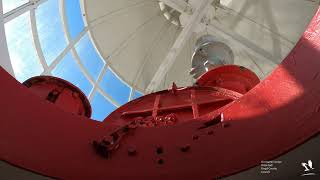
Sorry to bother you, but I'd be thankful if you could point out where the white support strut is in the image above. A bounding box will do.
[146,0,213,93]
[159,0,193,14]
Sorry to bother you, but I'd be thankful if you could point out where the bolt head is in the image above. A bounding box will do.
[180,144,191,152]
[157,158,164,165]
[128,147,137,156]
[192,135,199,140]
[156,146,164,154]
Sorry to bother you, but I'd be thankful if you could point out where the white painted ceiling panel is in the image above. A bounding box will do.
[84,0,319,93]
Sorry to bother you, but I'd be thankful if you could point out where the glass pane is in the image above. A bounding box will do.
[91,92,117,121]
[75,33,104,80]
[2,0,29,14]
[100,68,131,105]
[132,90,143,100]
[65,0,85,39]
[52,52,93,96]
[5,12,43,82]
[36,0,67,65]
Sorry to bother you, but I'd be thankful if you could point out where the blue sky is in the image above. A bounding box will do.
[100,67,131,105]
[5,11,43,82]
[65,0,85,39]
[76,33,105,80]
[2,0,28,14]
[36,0,67,65]
[2,0,143,121]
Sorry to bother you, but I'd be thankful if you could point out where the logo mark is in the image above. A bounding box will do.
[301,160,316,176]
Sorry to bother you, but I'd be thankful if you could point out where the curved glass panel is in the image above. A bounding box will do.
[36,0,67,65]
[52,52,93,96]
[91,92,117,121]
[75,33,104,80]
[100,68,131,105]
[64,0,85,39]
[2,0,29,14]
[4,11,43,82]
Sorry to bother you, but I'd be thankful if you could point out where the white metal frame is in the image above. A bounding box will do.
[146,0,214,93]
[0,0,14,76]
[1,0,150,112]
[80,0,154,96]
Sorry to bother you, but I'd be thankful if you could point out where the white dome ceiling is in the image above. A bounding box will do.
[83,0,319,93]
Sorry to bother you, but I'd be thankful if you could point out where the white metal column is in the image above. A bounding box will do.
[159,0,193,14]
[146,0,213,93]
[0,0,14,76]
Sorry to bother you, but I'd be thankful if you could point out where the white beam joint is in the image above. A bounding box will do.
[42,27,88,74]
[3,0,47,23]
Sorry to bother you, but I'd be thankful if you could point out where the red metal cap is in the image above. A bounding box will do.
[196,65,260,94]
[23,76,92,118]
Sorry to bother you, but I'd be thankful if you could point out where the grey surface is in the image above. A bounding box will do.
[0,161,54,180]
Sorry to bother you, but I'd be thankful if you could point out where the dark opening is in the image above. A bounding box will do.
[46,90,60,103]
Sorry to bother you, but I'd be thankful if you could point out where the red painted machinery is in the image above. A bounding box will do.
[96,65,259,159]
[1,8,320,180]
[23,76,92,118]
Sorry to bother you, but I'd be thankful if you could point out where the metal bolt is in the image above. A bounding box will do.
[180,144,191,152]
[156,146,164,154]
[192,135,199,140]
[128,147,137,156]
[157,158,164,165]
[171,82,178,95]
